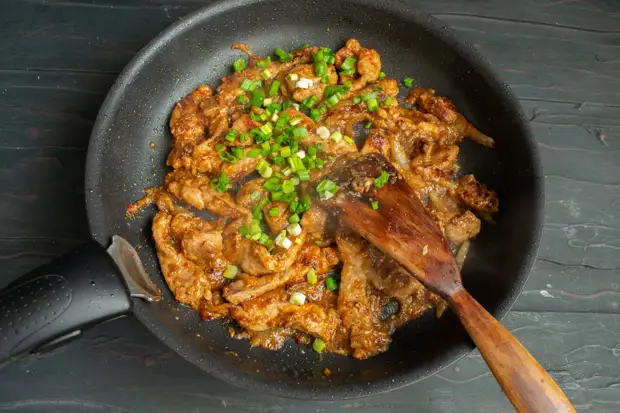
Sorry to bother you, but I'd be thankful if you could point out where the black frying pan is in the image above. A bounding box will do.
[0,0,543,400]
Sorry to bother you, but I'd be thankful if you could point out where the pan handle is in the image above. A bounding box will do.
[0,241,132,366]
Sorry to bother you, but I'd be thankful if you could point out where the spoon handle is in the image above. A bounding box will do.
[448,288,575,413]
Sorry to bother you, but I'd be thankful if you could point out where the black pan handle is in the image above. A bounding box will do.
[0,241,132,365]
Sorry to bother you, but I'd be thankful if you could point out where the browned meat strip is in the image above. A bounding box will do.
[336,233,391,359]
[455,174,499,213]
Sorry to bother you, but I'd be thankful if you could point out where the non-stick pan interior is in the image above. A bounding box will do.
[86,0,542,399]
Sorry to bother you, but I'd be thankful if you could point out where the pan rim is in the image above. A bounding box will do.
[85,0,544,399]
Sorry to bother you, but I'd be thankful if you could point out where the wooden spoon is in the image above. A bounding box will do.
[321,153,575,413]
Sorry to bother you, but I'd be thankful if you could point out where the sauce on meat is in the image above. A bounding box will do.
[135,39,498,359]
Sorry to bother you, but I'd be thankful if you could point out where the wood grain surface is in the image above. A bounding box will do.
[0,0,619,412]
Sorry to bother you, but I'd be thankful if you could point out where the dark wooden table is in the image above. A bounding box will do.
[1,0,619,411]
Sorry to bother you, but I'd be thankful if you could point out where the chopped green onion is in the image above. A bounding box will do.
[341,56,357,71]
[275,113,289,131]
[326,55,335,65]
[218,149,237,163]
[225,128,238,142]
[282,180,295,194]
[259,112,269,121]
[289,214,300,224]
[364,121,373,129]
[321,75,330,84]
[257,159,273,178]
[275,48,293,62]
[222,264,239,279]
[240,78,256,92]
[293,127,309,138]
[309,108,320,123]
[212,171,229,193]
[343,135,354,145]
[325,277,338,291]
[289,117,302,126]
[352,96,361,104]
[263,179,282,193]
[314,60,328,77]
[297,170,310,181]
[289,292,306,305]
[287,222,302,236]
[306,269,317,285]
[256,56,271,68]
[302,95,318,108]
[239,226,250,237]
[374,170,390,188]
[286,73,299,82]
[371,200,379,210]
[403,77,414,88]
[269,207,280,217]
[237,95,249,104]
[260,69,271,80]
[384,96,394,107]
[247,148,261,158]
[230,147,243,159]
[329,131,342,142]
[250,191,260,200]
[317,179,339,194]
[378,71,386,80]
[300,194,312,211]
[280,146,292,157]
[312,337,326,352]
[232,57,246,73]
[325,93,341,108]
[268,103,282,113]
[296,43,309,50]
[339,68,355,76]
[250,90,265,107]
[273,155,285,166]
[367,98,378,112]
[361,91,376,102]
[259,122,273,135]
[269,80,281,97]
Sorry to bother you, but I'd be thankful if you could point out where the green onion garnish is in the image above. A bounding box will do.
[259,122,273,135]
[403,77,414,88]
[297,170,310,181]
[341,56,357,71]
[274,48,293,62]
[230,147,243,159]
[312,338,326,352]
[374,170,389,188]
[261,69,271,80]
[232,57,246,73]
[256,56,271,68]
[250,191,260,200]
[289,214,300,224]
[275,113,289,131]
[247,148,261,158]
[269,80,281,97]
[371,200,379,210]
[314,60,328,77]
[237,95,249,104]
[222,264,239,279]
[343,135,354,145]
[352,96,361,104]
[325,93,341,108]
[384,96,394,107]
[269,207,280,217]
[225,128,238,142]
[361,91,376,102]
[250,90,265,107]
[367,98,378,112]
[378,71,386,80]
[302,95,318,108]
[309,108,320,123]
[364,121,373,129]
[325,277,338,291]
[240,78,256,92]
[282,180,295,194]
[280,146,292,157]
[212,171,230,193]
[289,117,302,126]
[293,127,309,138]
[307,269,317,285]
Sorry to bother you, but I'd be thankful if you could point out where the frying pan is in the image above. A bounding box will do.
[0,0,543,400]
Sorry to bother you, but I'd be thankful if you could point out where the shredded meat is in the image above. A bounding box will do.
[135,38,497,359]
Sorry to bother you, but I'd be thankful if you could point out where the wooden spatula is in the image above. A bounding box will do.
[321,153,575,413]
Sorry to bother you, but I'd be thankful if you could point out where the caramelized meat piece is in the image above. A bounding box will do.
[336,233,391,359]
[231,288,340,341]
[139,38,498,359]
[456,174,499,213]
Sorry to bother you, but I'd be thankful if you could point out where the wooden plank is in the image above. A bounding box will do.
[0,311,618,412]
[0,147,90,240]
[0,70,115,148]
